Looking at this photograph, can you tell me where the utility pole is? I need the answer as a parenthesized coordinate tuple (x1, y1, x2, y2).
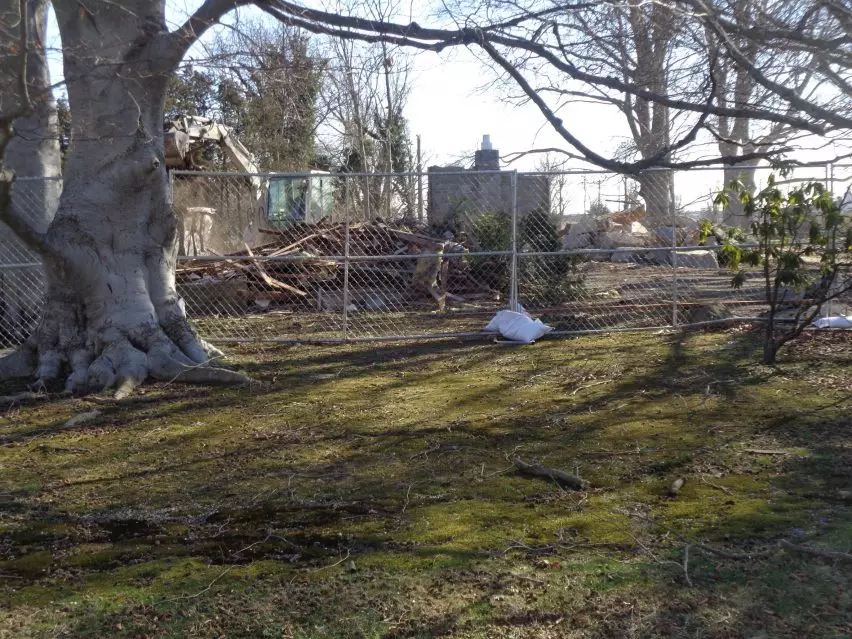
(382, 42, 393, 219)
(417, 134, 423, 222)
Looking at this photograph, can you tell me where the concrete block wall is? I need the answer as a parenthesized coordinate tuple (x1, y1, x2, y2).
(427, 168, 551, 225)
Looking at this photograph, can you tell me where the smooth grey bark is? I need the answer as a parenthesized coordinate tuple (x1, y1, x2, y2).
(0, 0, 246, 394)
(637, 170, 675, 229)
(721, 162, 758, 228)
(625, 2, 676, 228)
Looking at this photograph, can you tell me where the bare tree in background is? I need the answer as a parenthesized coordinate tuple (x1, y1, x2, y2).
(533, 152, 570, 220)
(259, 1, 851, 163)
(201, 19, 325, 171)
(702, 0, 850, 226)
(450, 0, 689, 226)
(316, 0, 414, 219)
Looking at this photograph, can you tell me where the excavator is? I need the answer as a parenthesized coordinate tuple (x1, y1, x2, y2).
(164, 115, 263, 185)
(164, 115, 332, 253)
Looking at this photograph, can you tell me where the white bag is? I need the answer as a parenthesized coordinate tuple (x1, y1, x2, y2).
(811, 315, 852, 329)
(485, 310, 554, 343)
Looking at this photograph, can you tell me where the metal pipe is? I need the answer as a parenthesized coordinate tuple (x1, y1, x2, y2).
(671, 188, 679, 327)
(510, 243, 759, 258)
(342, 180, 351, 340)
(510, 170, 519, 312)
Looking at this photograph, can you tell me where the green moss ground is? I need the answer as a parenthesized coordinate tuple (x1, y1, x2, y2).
(0, 329, 850, 637)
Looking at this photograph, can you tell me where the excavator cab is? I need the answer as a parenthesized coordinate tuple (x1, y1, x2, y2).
(165, 115, 334, 236)
(266, 172, 334, 227)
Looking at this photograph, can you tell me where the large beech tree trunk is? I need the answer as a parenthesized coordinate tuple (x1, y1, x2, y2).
(637, 169, 674, 229)
(0, 0, 246, 394)
(722, 162, 758, 228)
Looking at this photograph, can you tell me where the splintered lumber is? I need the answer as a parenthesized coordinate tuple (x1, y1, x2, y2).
(383, 227, 445, 248)
(243, 244, 307, 297)
(177, 218, 499, 313)
(267, 233, 325, 256)
(512, 457, 586, 490)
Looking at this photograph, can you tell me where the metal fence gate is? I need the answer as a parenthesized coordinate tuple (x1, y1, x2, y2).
(2, 165, 850, 348)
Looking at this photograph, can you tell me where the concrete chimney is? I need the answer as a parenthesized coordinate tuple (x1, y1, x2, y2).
(474, 134, 499, 170)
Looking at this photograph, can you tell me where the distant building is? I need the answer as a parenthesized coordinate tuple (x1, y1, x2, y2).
(427, 135, 551, 225)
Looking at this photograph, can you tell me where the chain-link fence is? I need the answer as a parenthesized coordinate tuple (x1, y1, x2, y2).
(0, 176, 60, 349)
(3, 166, 850, 347)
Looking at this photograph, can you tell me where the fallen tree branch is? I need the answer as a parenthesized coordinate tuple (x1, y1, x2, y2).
(624, 509, 852, 564)
(512, 456, 586, 490)
(742, 448, 790, 455)
(700, 476, 733, 495)
(571, 380, 612, 395)
(166, 567, 234, 602)
(0, 391, 45, 405)
(779, 540, 852, 564)
(34, 444, 89, 454)
(683, 544, 693, 587)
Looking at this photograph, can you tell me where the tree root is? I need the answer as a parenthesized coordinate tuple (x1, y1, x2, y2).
(0, 317, 248, 399)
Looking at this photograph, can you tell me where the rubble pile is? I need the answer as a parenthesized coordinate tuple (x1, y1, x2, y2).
(560, 211, 719, 268)
(176, 221, 496, 314)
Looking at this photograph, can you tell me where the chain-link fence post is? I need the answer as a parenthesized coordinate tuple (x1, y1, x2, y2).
(343, 177, 351, 341)
(670, 175, 679, 328)
(824, 161, 836, 320)
(167, 168, 174, 208)
(510, 170, 519, 312)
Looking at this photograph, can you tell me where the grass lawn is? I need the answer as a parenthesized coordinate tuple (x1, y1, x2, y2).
(1, 328, 850, 638)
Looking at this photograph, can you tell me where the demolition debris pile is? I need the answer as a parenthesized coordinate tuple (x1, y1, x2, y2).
(176, 221, 491, 314)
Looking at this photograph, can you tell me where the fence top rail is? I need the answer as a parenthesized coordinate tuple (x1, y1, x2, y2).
(167, 162, 852, 180)
(171, 169, 513, 179)
(12, 163, 851, 183)
(174, 243, 762, 262)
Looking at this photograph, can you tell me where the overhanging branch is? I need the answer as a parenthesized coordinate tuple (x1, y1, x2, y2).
(158, 0, 257, 70)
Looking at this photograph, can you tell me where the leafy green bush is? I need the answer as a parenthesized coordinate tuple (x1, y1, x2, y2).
(518, 207, 585, 304)
(470, 212, 512, 292)
(712, 174, 852, 363)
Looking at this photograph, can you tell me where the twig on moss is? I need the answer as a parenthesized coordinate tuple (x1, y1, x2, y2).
(683, 544, 693, 587)
(700, 476, 733, 495)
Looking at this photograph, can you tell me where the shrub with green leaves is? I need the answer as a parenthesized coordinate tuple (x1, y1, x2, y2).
(518, 207, 585, 304)
(710, 174, 851, 364)
(470, 211, 512, 292)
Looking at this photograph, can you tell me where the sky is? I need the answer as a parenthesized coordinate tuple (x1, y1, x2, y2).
(43, 1, 851, 214)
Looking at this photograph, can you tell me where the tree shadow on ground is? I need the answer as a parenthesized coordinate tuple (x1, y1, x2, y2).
(1, 329, 850, 637)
